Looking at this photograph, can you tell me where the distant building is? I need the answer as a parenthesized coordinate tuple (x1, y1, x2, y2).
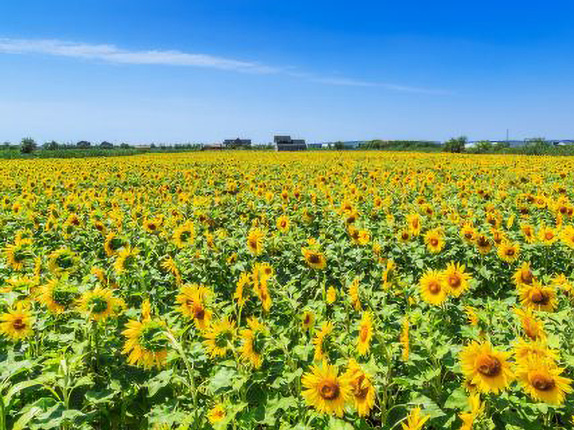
(223, 138, 252, 149)
(201, 143, 224, 151)
(274, 135, 307, 151)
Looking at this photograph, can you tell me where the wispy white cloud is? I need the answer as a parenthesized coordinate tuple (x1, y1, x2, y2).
(0, 38, 277, 73)
(0, 37, 446, 94)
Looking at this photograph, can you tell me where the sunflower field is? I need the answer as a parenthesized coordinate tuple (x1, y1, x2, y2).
(1, 151, 574, 430)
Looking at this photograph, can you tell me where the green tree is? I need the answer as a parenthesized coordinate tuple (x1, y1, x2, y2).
(20, 137, 37, 154)
(443, 136, 467, 153)
(474, 140, 493, 153)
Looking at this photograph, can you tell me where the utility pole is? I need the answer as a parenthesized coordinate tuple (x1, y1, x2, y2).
(506, 129, 509, 144)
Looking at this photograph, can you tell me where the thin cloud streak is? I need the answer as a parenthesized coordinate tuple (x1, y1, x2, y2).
(0, 38, 446, 94)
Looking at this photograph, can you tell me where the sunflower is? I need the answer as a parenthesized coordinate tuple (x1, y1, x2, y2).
(514, 308, 546, 340)
(0, 302, 34, 341)
(4, 240, 33, 271)
(419, 270, 448, 306)
(497, 241, 520, 263)
(513, 338, 558, 367)
(538, 225, 557, 245)
(313, 321, 334, 361)
(406, 213, 422, 236)
(207, 403, 226, 424)
(344, 359, 376, 417)
(460, 341, 514, 394)
(240, 317, 267, 368)
(37, 278, 79, 314)
(203, 317, 236, 358)
(460, 224, 476, 243)
(512, 262, 535, 288)
(516, 358, 572, 405)
(521, 223, 536, 243)
(234, 272, 251, 306)
(400, 317, 410, 361)
(348, 277, 362, 311)
(122, 319, 169, 369)
(175, 284, 212, 330)
(143, 217, 162, 234)
(401, 407, 430, 430)
(424, 228, 444, 253)
(77, 286, 124, 321)
(474, 234, 492, 255)
(246, 228, 265, 255)
(560, 225, 574, 248)
(442, 262, 471, 297)
(48, 248, 79, 276)
(464, 306, 479, 326)
(356, 311, 374, 356)
(397, 229, 412, 244)
(302, 247, 327, 270)
(326, 287, 337, 304)
(114, 246, 140, 275)
(519, 282, 557, 312)
(302, 310, 315, 331)
(551, 273, 573, 294)
(276, 215, 290, 233)
(301, 361, 352, 417)
(172, 220, 195, 248)
(104, 232, 127, 256)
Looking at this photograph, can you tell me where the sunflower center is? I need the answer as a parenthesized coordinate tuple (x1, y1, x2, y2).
(53, 287, 78, 307)
(402, 232, 409, 240)
(353, 375, 369, 399)
(319, 381, 340, 400)
(544, 232, 554, 240)
(430, 238, 439, 247)
(428, 281, 441, 294)
(521, 270, 533, 284)
(179, 231, 192, 242)
(13, 318, 26, 330)
(477, 237, 489, 247)
(359, 325, 369, 342)
(193, 305, 205, 321)
(505, 248, 515, 256)
(448, 275, 461, 289)
(308, 253, 320, 264)
(530, 289, 549, 305)
(477, 355, 502, 377)
(55, 254, 74, 269)
(88, 296, 109, 314)
(531, 373, 556, 391)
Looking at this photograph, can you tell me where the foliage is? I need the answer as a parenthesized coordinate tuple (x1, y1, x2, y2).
(1, 152, 574, 430)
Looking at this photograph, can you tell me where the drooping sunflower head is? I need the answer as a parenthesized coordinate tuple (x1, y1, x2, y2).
(78, 286, 123, 321)
(344, 359, 375, 417)
(114, 246, 140, 275)
(357, 311, 374, 356)
(0, 302, 34, 341)
(419, 270, 448, 306)
(512, 262, 535, 288)
(175, 284, 212, 330)
(460, 341, 514, 394)
(172, 220, 195, 248)
(240, 317, 267, 369)
(474, 234, 492, 255)
(513, 308, 546, 341)
(246, 228, 265, 255)
(48, 248, 79, 276)
(122, 319, 169, 369)
(104, 232, 127, 256)
(301, 361, 352, 417)
(326, 287, 337, 304)
(203, 317, 236, 358)
(313, 321, 334, 361)
(38, 278, 79, 314)
(4, 241, 33, 271)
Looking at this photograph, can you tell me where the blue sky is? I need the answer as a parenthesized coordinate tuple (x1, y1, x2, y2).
(1, 1, 573, 144)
